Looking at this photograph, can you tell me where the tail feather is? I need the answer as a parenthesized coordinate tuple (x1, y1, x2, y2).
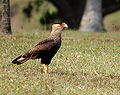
(12, 55, 29, 65)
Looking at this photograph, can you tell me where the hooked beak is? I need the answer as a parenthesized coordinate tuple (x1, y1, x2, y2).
(60, 22, 68, 28)
(64, 23, 68, 28)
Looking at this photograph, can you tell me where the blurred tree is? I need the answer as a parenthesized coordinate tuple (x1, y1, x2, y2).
(48, 0, 86, 29)
(23, 1, 33, 22)
(80, 0, 104, 32)
(48, 0, 120, 31)
(39, 11, 62, 29)
(102, 0, 120, 16)
(1, 0, 12, 35)
(22, 0, 120, 30)
(34, 0, 43, 12)
(22, 0, 43, 22)
(0, 1, 2, 27)
(0, 2, 1, 18)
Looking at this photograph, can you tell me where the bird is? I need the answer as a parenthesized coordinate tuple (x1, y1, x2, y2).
(12, 22, 68, 74)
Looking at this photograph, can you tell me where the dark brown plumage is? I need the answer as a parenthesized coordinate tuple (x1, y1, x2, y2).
(12, 22, 68, 74)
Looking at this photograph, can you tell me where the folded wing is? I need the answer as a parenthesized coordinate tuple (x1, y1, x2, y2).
(12, 38, 55, 64)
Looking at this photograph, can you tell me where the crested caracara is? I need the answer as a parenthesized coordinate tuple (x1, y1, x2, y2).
(12, 22, 68, 74)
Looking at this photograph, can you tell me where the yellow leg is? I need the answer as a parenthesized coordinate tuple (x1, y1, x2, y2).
(43, 64, 49, 74)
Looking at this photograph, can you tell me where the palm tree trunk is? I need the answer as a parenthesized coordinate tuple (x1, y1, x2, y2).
(2, 0, 12, 35)
(80, 0, 105, 32)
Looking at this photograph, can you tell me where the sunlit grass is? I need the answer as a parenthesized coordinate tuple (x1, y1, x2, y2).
(0, 30, 120, 95)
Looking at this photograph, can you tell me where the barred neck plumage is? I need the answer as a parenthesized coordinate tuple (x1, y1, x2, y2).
(49, 29, 62, 41)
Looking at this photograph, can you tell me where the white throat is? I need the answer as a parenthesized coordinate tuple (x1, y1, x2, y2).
(49, 29, 62, 42)
(50, 29, 62, 38)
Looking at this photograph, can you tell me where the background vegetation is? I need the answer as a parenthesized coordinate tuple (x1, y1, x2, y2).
(0, 0, 120, 31)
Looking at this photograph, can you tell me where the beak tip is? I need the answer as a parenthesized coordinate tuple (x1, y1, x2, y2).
(65, 23, 68, 28)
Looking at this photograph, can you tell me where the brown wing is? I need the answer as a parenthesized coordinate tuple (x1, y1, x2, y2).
(22, 38, 55, 58)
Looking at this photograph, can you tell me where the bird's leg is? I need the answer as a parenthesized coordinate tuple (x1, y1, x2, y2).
(43, 64, 49, 74)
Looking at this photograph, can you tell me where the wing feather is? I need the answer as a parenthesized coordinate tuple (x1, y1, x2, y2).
(22, 38, 55, 58)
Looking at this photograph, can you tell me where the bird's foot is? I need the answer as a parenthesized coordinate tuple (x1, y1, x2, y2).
(43, 64, 49, 74)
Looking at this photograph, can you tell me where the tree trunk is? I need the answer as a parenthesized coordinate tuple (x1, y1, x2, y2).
(48, 0, 86, 29)
(80, 0, 105, 32)
(2, 0, 12, 35)
(102, 0, 120, 16)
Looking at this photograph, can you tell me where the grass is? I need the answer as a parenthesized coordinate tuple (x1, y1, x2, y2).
(0, 30, 120, 95)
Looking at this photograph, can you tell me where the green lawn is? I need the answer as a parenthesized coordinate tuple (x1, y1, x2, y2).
(0, 30, 120, 95)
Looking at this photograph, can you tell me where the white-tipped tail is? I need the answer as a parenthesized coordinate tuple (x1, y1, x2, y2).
(17, 57, 25, 61)
(12, 55, 29, 65)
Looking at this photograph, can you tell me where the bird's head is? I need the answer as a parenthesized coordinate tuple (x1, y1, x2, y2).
(50, 22, 68, 38)
(52, 22, 68, 31)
